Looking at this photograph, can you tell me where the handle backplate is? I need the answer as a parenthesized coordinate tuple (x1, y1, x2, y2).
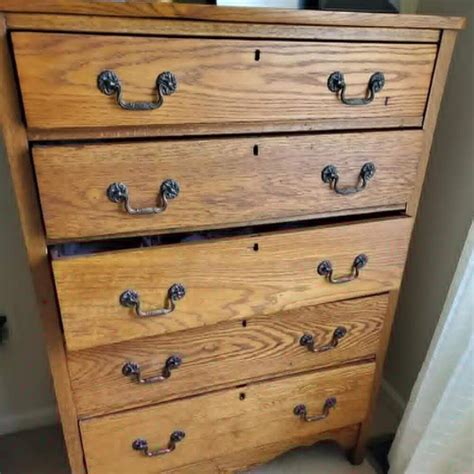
(98, 70, 177, 111)
(317, 254, 368, 284)
(328, 71, 385, 106)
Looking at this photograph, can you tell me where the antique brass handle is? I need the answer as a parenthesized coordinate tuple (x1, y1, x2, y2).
(120, 283, 186, 318)
(97, 70, 177, 111)
(122, 355, 182, 385)
(107, 179, 180, 216)
(321, 162, 376, 196)
(328, 71, 385, 106)
(294, 398, 337, 422)
(132, 431, 185, 457)
(317, 254, 368, 284)
(300, 327, 347, 353)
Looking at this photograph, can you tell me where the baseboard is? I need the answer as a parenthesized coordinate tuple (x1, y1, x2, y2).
(380, 378, 406, 420)
(0, 405, 58, 436)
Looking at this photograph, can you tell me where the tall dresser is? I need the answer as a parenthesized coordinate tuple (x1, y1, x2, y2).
(0, 2, 464, 473)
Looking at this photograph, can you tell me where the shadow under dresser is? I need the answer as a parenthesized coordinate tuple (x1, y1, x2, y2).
(0, 2, 465, 473)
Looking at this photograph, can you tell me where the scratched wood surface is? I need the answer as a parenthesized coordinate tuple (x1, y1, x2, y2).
(70, 294, 387, 417)
(13, 33, 437, 135)
(34, 131, 422, 242)
(53, 218, 412, 351)
(80, 362, 375, 474)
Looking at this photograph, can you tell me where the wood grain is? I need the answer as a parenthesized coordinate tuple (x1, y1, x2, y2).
(53, 217, 412, 351)
(26, 116, 425, 142)
(164, 425, 359, 473)
(6, 13, 441, 43)
(0, 1, 466, 30)
(80, 362, 375, 474)
(70, 294, 387, 418)
(407, 30, 459, 217)
(0, 15, 86, 474)
(13, 33, 437, 133)
(350, 289, 400, 464)
(34, 131, 423, 241)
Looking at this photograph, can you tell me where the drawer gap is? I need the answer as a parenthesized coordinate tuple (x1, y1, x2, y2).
(49, 209, 406, 259)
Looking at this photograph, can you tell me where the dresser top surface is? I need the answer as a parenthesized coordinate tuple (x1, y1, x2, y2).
(0, 0, 466, 30)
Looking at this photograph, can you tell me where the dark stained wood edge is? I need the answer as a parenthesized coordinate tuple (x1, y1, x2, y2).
(5, 13, 440, 43)
(407, 30, 458, 217)
(26, 116, 424, 143)
(0, 1, 466, 30)
(0, 15, 86, 474)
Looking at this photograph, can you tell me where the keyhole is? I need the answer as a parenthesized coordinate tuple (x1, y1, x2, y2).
(253, 243, 259, 252)
(239, 392, 246, 400)
(255, 49, 261, 61)
(242, 319, 247, 327)
(253, 145, 259, 156)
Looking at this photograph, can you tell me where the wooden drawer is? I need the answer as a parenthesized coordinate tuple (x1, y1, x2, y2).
(80, 362, 375, 474)
(53, 217, 411, 351)
(70, 294, 387, 417)
(13, 33, 436, 136)
(34, 131, 422, 242)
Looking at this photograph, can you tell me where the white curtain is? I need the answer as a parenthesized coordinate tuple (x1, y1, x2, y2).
(388, 223, 474, 474)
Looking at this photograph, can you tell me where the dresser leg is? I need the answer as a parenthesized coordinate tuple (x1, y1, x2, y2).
(348, 437, 366, 465)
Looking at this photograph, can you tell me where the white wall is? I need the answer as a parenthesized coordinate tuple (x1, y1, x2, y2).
(384, 0, 473, 405)
(0, 143, 57, 435)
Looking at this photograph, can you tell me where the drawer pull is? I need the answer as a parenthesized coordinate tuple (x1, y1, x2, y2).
(317, 254, 368, 284)
(120, 283, 186, 318)
(107, 179, 180, 216)
(97, 70, 177, 111)
(122, 355, 182, 385)
(132, 431, 185, 457)
(328, 71, 385, 106)
(294, 397, 337, 422)
(321, 162, 376, 195)
(300, 326, 347, 353)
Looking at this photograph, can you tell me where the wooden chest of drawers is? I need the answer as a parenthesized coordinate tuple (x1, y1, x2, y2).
(0, 2, 464, 473)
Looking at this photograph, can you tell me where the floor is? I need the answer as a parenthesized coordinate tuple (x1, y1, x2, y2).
(0, 392, 400, 474)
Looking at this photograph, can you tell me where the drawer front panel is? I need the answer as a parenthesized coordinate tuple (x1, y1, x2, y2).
(34, 131, 422, 241)
(70, 294, 387, 417)
(80, 362, 375, 474)
(53, 218, 411, 351)
(13, 33, 436, 134)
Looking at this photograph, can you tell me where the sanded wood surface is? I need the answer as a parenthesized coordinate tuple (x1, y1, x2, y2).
(70, 294, 387, 417)
(13, 33, 436, 134)
(0, 1, 466, 30)
(34, 131, 423, 241)
(53, 217, 412, 351)
(0, 16, 86, 474)
(6, 14, 441, 43)
(80, 362, 375, 474)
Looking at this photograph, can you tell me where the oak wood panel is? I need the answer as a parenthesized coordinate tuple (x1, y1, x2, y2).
(0, 1, 466, 30)
(26, 116, 425, 142)
(34, 131, 423, 241)
(53, 217, 412, 351)
(351, 289, 400, 464)
(162, 425, 359, 473)
(13, 33, 437, 133)
(6, 13, 440, 43)
(80, 362, 375, 474)
(70, 294, 387, 418)
(407, 30, 458, 217)
(0, 15, 86, 474)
